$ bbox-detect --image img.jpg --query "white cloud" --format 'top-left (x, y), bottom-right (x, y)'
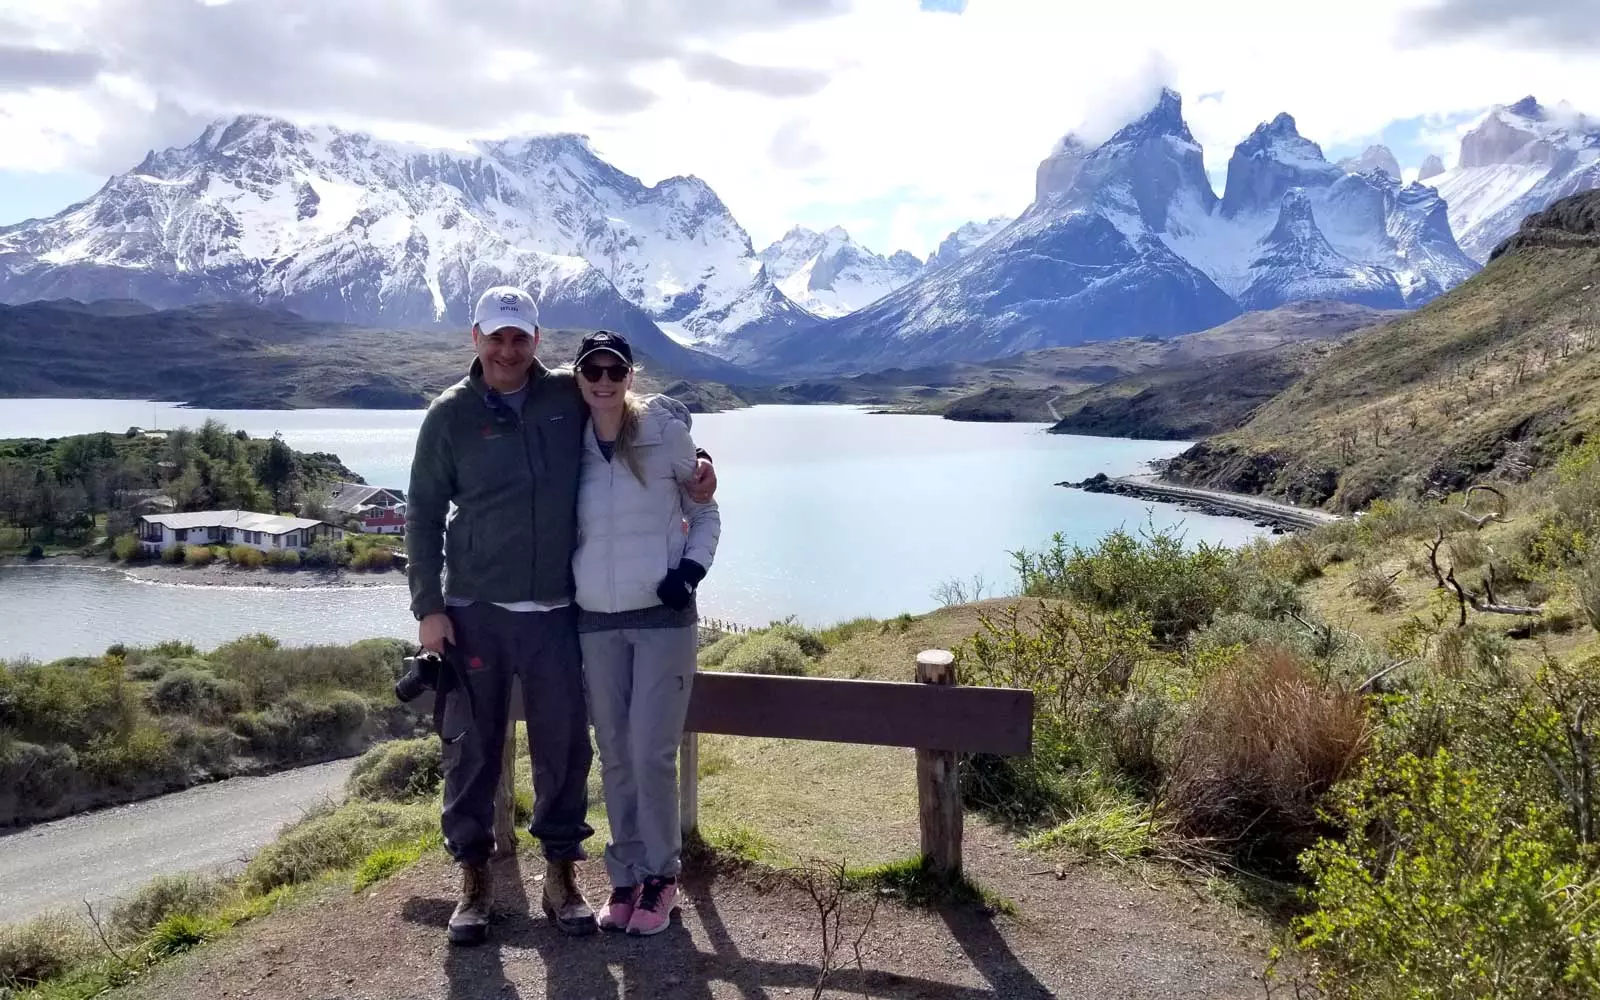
top-left (0, 0), bottom-right (1596, 256)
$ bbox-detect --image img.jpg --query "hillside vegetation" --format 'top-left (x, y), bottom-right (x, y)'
top-left (1168, 190), bottom-right (1600, 510)
top-left (0, 636), bottom-right (417, 827)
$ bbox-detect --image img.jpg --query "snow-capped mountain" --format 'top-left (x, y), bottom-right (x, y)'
top-left (926, 216), bottom-right (1013, 269)
top-left (755, 226), bottom-right (923, 318)
top-left (0, 115), bottom-right (811, 356)
top-left (758, 90), bottom-right (1477, 373)
top-left (1429, 97), bottom-right (1600, 262)
top-left (1338, 145), bottom-right (1402, 181)
top-left (1418, 154), bottom-right (1447, 182)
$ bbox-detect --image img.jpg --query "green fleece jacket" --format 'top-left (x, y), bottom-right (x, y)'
top-left (405, 358), bottom-right (697, 620)
top-left (405, 358), bottom-right (587, 619)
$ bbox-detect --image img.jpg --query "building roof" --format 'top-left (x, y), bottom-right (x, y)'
top-left (139, 510), bottom-right (328, 535)
top-left (326, 482), bottom-right (404, 514)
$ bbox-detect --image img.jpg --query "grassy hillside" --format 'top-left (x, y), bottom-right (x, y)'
top-left (0, 300), bottom-right (747, 409)
top-left (1168, 190), bottom-right (1600, 510)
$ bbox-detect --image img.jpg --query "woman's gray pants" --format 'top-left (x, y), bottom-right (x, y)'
top-left (579, 626), bottom-right (697, 886)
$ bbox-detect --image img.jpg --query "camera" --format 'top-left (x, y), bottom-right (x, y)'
top-left (395, 650), bottom-right (443, 703)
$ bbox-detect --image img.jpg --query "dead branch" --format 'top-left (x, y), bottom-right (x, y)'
top-left (1446, 567), bottom-right (1543, 619)
top-left (1427, 528), bottom-right (1448, 588)
top-left (1457, 485), bottom-right (1509, 529)
top-left (83, 900), bottom-right (136, 973)
top-left (1357, 659), bottom-right (1416, 694)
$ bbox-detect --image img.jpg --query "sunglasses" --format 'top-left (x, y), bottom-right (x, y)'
top-left (579, 362), bottom-right (631, 383)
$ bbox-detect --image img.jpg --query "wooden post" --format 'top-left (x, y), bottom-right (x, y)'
top-left (915, 649), bottom-right (962, 877)
top-left (679, 731), bottom-right (700, 840)
top-left (492, 680), bottom-right (520, 858)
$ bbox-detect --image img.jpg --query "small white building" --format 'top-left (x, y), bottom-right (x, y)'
top-left (138, 511), bottom-right (344, 555)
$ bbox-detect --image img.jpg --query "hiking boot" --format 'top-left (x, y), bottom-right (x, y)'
top-left (541, 859), bottom-right (598, 936)
top-left (448, 861), bottom-right (492, 946)
top-left (598, 885), bottom-right (638, 933)
top-left (626, 877), bottom-right (678, 937)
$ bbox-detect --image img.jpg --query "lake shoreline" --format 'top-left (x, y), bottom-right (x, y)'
top-left (0, 554), bottom-right (405, 590)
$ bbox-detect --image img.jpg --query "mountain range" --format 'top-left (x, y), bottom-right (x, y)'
top-left (1, 93), bottom-right (1595, 376)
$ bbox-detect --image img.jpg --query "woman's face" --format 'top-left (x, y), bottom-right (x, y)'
top-left (577, 351), bottom-right (633, 413)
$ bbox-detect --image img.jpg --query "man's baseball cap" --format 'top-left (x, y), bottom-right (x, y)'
top-left (575, 331), bottom-right (634, 367)
top-left (472, 286), bottom-right (540, 337)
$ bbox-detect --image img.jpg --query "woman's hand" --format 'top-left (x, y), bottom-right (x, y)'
top-left (657, 559), bottom-right (707, 610)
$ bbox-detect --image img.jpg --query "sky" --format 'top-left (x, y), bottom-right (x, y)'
top-left (0, 0), bottom-right (1596, 258)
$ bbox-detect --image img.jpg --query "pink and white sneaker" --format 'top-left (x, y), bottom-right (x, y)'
top-left (598, 886), bottom-right (638, 933)
top-left (626, 877), bottom-right (678, 937)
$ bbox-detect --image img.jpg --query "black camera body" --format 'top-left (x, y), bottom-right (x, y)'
top-left (395, 650), bottom-right (443, 703)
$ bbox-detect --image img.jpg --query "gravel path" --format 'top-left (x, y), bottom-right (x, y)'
top-left (0, 759), bottom-right (356, 924)
top-left (120, 824), bottom-right (1274, 999)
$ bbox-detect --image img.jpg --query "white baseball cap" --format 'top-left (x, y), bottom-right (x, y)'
top-left (472, 286), bottom-right (540, 336)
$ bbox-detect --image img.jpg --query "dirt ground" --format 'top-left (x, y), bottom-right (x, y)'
top-left (121, 825), bottom-right (1273, 1000)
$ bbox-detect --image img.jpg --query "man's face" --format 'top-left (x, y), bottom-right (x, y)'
top-left (472, 324), bottom-right (538, 392)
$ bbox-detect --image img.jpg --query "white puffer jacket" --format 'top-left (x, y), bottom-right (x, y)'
top-left (573, 395), bottom-right (721, 613)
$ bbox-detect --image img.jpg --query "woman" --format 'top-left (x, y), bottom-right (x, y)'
top-left (570, 330), bottom-right (721, 937)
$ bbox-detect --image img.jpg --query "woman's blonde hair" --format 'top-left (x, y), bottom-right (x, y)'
top-left (613, 391), bottom-right (648, 486)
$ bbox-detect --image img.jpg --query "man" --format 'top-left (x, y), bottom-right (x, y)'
top-left (406, 286), bottom-right (715, 946)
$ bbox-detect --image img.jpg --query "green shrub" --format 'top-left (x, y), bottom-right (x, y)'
top-left (109, 874), bottom-right (228, 944)
top-left (302, 539), bottom-right (348, 569)
top-left (351, 547), bottom-right (394, 571)
top-left (77, 722), bottom-right (178, 786)
top-left (148, 668), bottom-right (245, 723)
top-left (697, 633), bottom-right (747, 669)
top-left (0, 741), bottom-right (79, 809)
top-left (212, 641), bottom-right (393, 704)
top-left (1300, 748), bottom-right (1600, 999)
top-left (112, 534), bottom-right (142, 562)
top-left (231, 691), bottom-right (369, 761)
top-left (26, 544), bottom-right (43, 560)
top-left (763, 620), bottom-right (826, 658)
top-left (0, 657), bottom-right (140, 747)
top-left (264, 549), bottom-right (300, 569)
top-left (161, 544), bottom-right (185, 565)
top-left (346, 736), bottom-right (443, 802)
top-left (146, 913), bottom-right (218, 957)
top-left (240, 801), bottom-right (435, 895)
top-left (351, 832), bottom-right (442, 891)
top-left (721, 634), bottom-right (809, 676)
top-left (0, 912), bottom-right (94, 986)
top-left (183, 545), bottom-right (214, 567)
top-left (228, 545), bottom-right (265, 568)
top-left (1013, 523), bottom-right (1238, 644)
top-left (959, 603), bottom-right (1162, 823)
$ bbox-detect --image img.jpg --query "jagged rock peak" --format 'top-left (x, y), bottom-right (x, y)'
top-left (1220, 112), bottom-right (1340, 218)
top-left (1338, 145), bottom-right (1402, 180)
top-left (1418, 154), bottom-right (1447, 181)
top-left (1509, 95), bottom-right (1544, 120)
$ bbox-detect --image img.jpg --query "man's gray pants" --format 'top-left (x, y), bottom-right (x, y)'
top-left (440, 603), bottom-right (594, 864)
top-left (579, 626), bottom-right (697, 886)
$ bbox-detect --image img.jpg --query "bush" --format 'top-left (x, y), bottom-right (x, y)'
top-left (0, 741), bottom-right (79, 810)
top-left (1166, 647), bottom-right (1370, 871)
top-left (302, 539), bottom-right (348, 569)
top-left (0, 657), bottom-right (140, 748)
top-left (109, 874), bottom-right (228, 944)
top-left (351, 547), bottom-right (394, 571)
top-left (228, 545), bottom-right (265, 569)
top-left (721, 634), bottom-right (809, 676)
top-left (264, 549), bottom-right (300, 570)
top-left (1013, 523), bottom-right (1238, 644)
top-left (1300, 748), bottom-right (1600, 998)
top-left (161, 544), bottom-right (185, 565)
top-left (959, 603), bottom-right (1162, 823)
top-left (240, 800), bottom-right (435, 895)
top-left (346, 736), bottom-right (443, 802)
top-left (764, 620), bottom-right (826, 658)
top-left (183, 545), bottom-right (214, 567)
top-left (698, 633), bottom-right (748, 669)
top-left (212, 641), bottom-right (393, 705)
top-left (148, 668), bottom-right (245, 723)
top-left (231, 691), bottom-right (369, 761)
top-left (112, 534), bottom-right (142, 562)
top-left (146, 913), bottom-right (219, 957)
top-left (1348, 562), bottom-right (1402, 612)
top-left (26, 544), bottom-right (43, 560)
top-left (0, 912), bottom-right (94, 986)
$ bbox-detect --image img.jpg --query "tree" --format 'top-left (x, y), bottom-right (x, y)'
top-left (258, 435), bottom-right (296, 512)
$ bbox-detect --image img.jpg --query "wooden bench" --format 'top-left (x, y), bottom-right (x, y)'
top-left (439, 650), bottom-right (1033, 876)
